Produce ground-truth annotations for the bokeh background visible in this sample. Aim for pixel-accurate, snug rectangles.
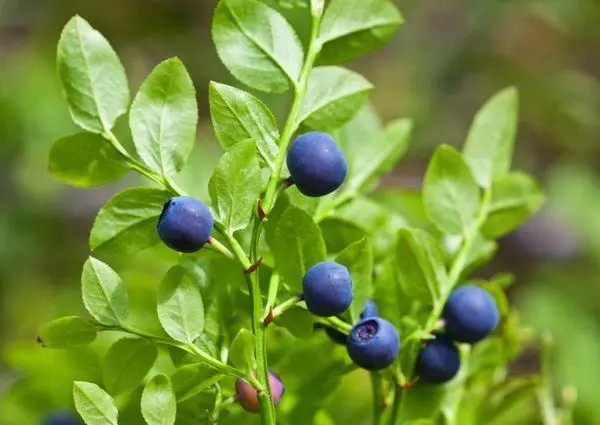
[1,0,600,423]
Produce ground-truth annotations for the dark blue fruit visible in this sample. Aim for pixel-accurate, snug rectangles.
[443,285,499,344]
[43,411,80,425]
[415,337,460,383]
[157,196,214,253]
[347,317,400,370]
[286,132,347,197]
[236,371,284,413]
[360,299,379,319]
[302,261,353,317]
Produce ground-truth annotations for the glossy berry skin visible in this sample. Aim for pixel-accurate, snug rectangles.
[302,261,353,317]
[360,299,379,319]
[443,285,500,344]
[43,411,80,425]
[157,196,214,253]
[416,337,461,383]
[286,132,348,197]
[347,317,400,371]
[236,371,285,413]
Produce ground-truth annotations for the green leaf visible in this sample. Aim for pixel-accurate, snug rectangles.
[208,140,262,233]
[208,82,279,169]
[48,133,128,188]
[212,0,304,93]
[318,0,403,64]
[320,217,367,254]
[158,266,204,343]
[423,145,480,236]
[335,238,373,322]
[299,66,372,130]
[274,306,314,339]
[463,87,518,188]
[395,228,446,304]
[337,102,383,156]
[129,58,198,176]
[268,206,327,291]
[89,187,172,256]
[229,328,255,372]
[482,172,545,238]
[172,364,224,403]
[73,381,119,425]
[141,374,177,425]
[57,16,129,133]
[81,257,128,326]
[103,337,158,395]
[38,316,97,349]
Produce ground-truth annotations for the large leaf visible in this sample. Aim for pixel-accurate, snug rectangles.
[268,206,327,291]
[57,16,129,133]
[48,133,128,188]
[89,187,171,256]
[38,316,97,349]
[335,238,373,322]
[209,82,279,169]
[158,266,204,343]
[274,306,314,339]
[229,328,255,372]
[208,140,262,234]
[212,0,304,93]
[463,87,518,188]
[141,374,177,425]
[73,381,119,425]
[81,257,128,326]
[103,337,158,395]
[171,364,224,403]
[423,145,480,236]
[299,66,372,130]
[482,172,545,238]
[337,102,383,156]
[318,0,403,64]
[129,58,197,176]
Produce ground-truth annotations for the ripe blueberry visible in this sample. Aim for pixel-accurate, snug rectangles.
[302,261,353,317]
[347,317,400,370]
[286,132,348,197]
[415,336,460,383]
[443,285,500,344]
[235,371,284,413]
[360,299,379,319]
[157,196,214,253]
[43,411,80,425]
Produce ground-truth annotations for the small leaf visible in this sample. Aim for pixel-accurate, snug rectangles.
[48,133,128,188]
[103,337,158,395]
[423,145,480,236]
[395,228,447,304]
[335,238,373,322]
[172,364,224,403]
[141,374,177,425]
[89,187,172,256]
[482,172,545,238]
[320,217,367,254]
[38,316,97,349]
[57,16,129,133]
[299,66,372,130]
[158,266,204,343]
[212,0,304,93]
[463,87,518,187]
[229,329,255,372]
[318,0,403,64]
[274,306,314,339]
[130,58,198,176]
[268,206,327,291]
[73,381,119,425]
[81,257,128,326]
[208,140,262,234]
[209,82,279,169]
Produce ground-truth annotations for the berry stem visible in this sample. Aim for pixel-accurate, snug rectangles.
[207,236,235,260]
[266,295,304,324]
[317,316,353,334]
[370,372,384,425]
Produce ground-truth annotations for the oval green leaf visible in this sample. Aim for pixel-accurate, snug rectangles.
[103,337,158,395]
[81,257,128,326]
[229,328,255,372]
[38,316,97,349]
[335,238,373,322]
[73,381,119,425]
[141,374,177,425]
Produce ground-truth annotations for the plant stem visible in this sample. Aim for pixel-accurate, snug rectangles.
[269,295,304,322]
[388,384,402,425]
[207,236,235,260]
[538,333,558,425]
[317,316,353,334]
[371,372,384,425]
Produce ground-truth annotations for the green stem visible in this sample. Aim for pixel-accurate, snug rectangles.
[207,237,235,260]
[371,373,384,425]
[317,316,353,334]
[270,295,304,321]
[538,333,558,425]
[388,385,402,425]
[265,272,281,315]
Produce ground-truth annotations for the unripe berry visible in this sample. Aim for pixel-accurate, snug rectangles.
[286,132,347,197]
[360,299,379,319]
[43,411,80,425]
[302,261,353,317]
[443,285,499,344]
[347,317,400,371]
[157,196,214,253]
[235,371,284,413]
[415,336,460,383]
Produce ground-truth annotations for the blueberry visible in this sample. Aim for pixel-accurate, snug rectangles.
[347,317,400,370]
[236,371,285,413]
[360,299,379,319]
[43,411,80,425]
[415,337,460,383]
[157,196,214,253]
[302,261,353,317]
[443,285,499,344]
[286,132,347,197]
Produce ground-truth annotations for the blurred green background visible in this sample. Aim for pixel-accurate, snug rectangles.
[1,0,600,423]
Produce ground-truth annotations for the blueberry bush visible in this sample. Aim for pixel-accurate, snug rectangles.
[34,0,575,424]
